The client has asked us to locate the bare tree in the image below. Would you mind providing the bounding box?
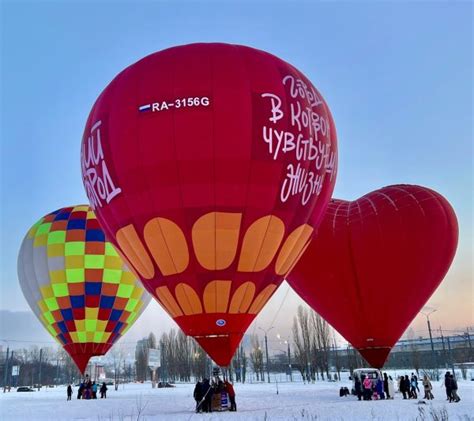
[148,332,157,349]
[310,310,331,380]
[406,328,421,375]
[292,305,334,382]
[249,334,264,381]
[191,340,208,380]
[293,306,312,381]
[110,343,125,390]
[240,344,247,383]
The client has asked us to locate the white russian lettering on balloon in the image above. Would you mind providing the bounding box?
[280,163,324,206]
[81,120,122,209]
[260,74,337,205]
[282,75,324,108]
[261,93,284,124]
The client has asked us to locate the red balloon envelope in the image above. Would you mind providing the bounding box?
[81,43,338,366]
[288,185,458,368]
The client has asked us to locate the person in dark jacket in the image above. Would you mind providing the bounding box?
[224,380,236,411]
[354,376,362,401]
[77,382,84,399]
[383,373,390,399]
[400,376,409,399]
[375,377,385,400]
[193,380,204,413]
[100,382,107,399]
[406,376,412,399]
[202,378,213,413]
[449,374,460,402]
[67,384,72,401]
[444,371,452,401]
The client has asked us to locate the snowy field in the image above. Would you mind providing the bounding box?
[1,378,473,420]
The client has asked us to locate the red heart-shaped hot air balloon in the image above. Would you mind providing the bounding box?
[288,185,458,368]
[80,43,338,366]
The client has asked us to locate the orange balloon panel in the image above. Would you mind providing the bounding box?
[115,212,311,365]
[81,43,338,366]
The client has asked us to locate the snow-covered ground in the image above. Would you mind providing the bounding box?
[1,378,473,420]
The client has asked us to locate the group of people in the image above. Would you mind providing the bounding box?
[398,373,422,399]
[354,372,395,400]
[66,379,108,400]
[193,377,236,413]
[354,371,462,403]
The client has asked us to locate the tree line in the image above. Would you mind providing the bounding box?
[134,329,249,383]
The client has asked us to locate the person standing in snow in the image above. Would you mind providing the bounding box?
[400,375,409,399]
[383,373,390,399]
[84,380,92,399]
[375,377,385,400]
[224,380,236,411]
[67,384,72,401]
[362,375,373,400]
[354,376,362,401]
[449,374,461,402]
[409,375,417,399]
[422,375,434,400]
[202,378,213,413]
[193,380,204,413]
[444,371,452,401]
[388,375,395,399]
[92,381,98,399]
[411,373,420,393]
[100,382,107,399]
[77,382,84,399]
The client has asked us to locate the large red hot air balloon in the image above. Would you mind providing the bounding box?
[80,43,338,366]
[288,185,458,368]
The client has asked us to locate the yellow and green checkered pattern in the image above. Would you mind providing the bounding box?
[18,205,151,348]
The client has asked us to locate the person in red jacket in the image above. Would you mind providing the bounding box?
[224,380,236,411]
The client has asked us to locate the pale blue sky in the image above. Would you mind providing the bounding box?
[1,1,472,342]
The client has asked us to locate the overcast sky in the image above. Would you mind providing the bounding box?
[1,1,472,350]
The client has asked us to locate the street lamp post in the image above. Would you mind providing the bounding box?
[3,344,9,392]
[446,336,456,378]
[466,328,472,360]
[38,348,43,390]
[259,326,274,383]
[421,308,438,380]
[277,334,293,382]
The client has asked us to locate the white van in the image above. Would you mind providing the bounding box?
[350,368,382,395]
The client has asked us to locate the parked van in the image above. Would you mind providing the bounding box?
[350,368,382,395]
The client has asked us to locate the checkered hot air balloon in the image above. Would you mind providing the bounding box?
[17,205,151,373]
